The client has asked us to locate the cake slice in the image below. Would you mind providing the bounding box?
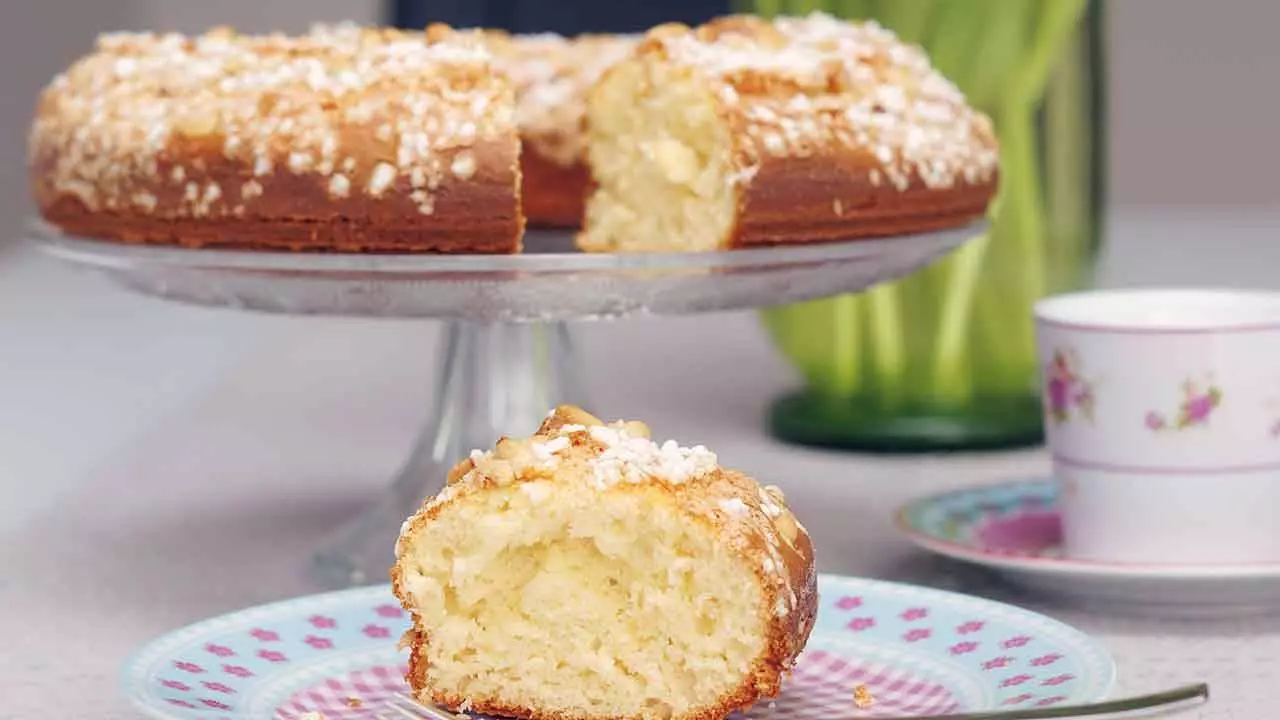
[579,13,999,253]
[392,406,817,720]
[486,32,637,228]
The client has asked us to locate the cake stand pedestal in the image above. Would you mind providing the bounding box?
[314,321,587,586]
[31,222,983,587]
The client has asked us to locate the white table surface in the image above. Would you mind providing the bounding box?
[2,209,1279,719]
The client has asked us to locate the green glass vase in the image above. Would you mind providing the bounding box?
[756,0,1106,452]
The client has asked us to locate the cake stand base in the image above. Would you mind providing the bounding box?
[311,321,588,588]
[768,391,1044,453]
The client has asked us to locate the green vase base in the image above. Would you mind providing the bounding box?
[769,391,1045,453]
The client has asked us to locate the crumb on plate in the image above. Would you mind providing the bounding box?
[853,684,875,709]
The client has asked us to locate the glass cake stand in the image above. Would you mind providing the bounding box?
[30,220,983,588]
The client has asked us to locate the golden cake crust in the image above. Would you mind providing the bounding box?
[29,24,523,253]
[580,13,999,252]
[392,406,818,720]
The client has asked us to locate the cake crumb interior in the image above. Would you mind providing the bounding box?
[400,484,764,720]
[580,58,736,253]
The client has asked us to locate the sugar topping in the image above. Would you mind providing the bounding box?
[488,32,637,167]
[585,424,718,488]
[456,420,718,492]
[719,497,751,518]
[530,435,570,464]
[648,12,998,191]
[30,23,513,217]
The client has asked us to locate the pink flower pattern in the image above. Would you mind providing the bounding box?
[1042,674,1076,686]
[204,644,235,657]
[257,649,287,663]
[835,596,863,610]
[957,621,985,635]
[1044,349,1095,425]
[374,604,404,618]
[166,699,196,708]
[1002,636,1032,649]
[900,607,929,621]
[309,615,337,629]
[1036,696,1067,707]
[250,628,279,642]
[222,665,254,678]
[949,641,979,656]
[304,635,334,650]
[902,628,932,643]
[363,624,391,639]
[202,681,235,694]
[1001,674,1034,688]
[1002,694,1033,706]
[174,661,204,674]
[1146,379,1222,432]
[982,657,1013,671]
[847,617,876,632]
[200,699,232,710]
[161,679,191,691]
[1030,653,1062,667]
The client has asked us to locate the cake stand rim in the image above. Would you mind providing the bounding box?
[27,217,987,275]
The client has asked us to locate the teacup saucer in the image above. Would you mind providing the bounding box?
[895,478,1280,617]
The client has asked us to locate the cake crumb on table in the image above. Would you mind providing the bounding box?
[345,696,363,708]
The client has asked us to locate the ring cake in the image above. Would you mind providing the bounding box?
[579,13,1000,253]
[28,24,523,253]
[393,406,817,720]
[30,13,998,256]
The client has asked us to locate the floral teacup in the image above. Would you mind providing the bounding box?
[1035,289,1280,565]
